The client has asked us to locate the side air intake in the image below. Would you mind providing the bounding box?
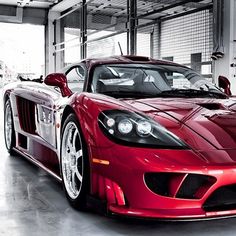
[17,96,36,134]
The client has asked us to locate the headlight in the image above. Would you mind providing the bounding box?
[136,119,152,136]
[118,118,133,134]
[98,110,188,149]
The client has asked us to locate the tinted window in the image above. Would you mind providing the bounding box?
[92,63,225,99]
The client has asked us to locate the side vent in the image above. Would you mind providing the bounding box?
[18,133,27,149]
[17,96,36,134]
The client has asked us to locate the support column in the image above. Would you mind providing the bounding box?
[80,0,87,59]
[45,11,60,74]
[213,0,236,94]
[54,18,64,71]
[150,29,154,58]
[127,0,130,54]
[129,0,137,55]
[152,22,161,59]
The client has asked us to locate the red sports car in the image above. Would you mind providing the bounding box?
[3,55,236,220]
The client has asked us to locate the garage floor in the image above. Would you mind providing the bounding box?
[1,103,236,236]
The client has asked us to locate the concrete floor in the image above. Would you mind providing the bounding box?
[1,103,236,235]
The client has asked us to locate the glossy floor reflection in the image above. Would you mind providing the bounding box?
[1,100,236,236]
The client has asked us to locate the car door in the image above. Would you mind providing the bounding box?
[10,83,61,175]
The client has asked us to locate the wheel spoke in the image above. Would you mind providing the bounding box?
[67,141,73,159]
[75,168,82,183]
[72,129,78,149]
[65,165,70,181]
[67,133,73,152]
[63,145,69,162]
[76,149,82,161]
[71,171,77,193]
[68,142,73,152]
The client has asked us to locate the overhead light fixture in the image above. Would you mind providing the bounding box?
[30,0,58,3]
[18,0,31,3]
[17,0,31,7]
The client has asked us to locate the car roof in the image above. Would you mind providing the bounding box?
[84,55,185,67]
[61,55,187,73]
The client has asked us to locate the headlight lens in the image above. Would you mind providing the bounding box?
[136,119,152,136]
[98,110,188,149]
[118,118,133,134]
[107,118,115,127]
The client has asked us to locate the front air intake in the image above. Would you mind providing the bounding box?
[144,173,216,199]
[203,184,236,212]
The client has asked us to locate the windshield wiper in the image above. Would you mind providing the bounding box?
[100,89,228,99]
[160,89,228,99]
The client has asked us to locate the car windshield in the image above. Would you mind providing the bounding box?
[92,63,227,99]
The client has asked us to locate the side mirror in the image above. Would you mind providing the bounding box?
[218,75,232,96]
[44,73,72,97]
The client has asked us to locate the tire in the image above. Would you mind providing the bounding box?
[60,113,90,210]
[4,99,16,155]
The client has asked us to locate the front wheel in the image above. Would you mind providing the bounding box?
[60,113,90,210]
[4,99,16,155]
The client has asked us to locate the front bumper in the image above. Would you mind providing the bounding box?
[90,145,236,219]
[109,205,236,220]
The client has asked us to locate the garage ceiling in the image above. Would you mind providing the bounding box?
[0,0,213,25]
[0,0,58,8]
[0,0,213,15]
[86,0,213,20]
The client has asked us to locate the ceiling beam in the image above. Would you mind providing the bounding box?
[50,0,82,12]
[138,0,205,19]
[0,6,23,23]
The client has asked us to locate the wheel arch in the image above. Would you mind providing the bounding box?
[60,102,90,141]
[61,105,76,132]
[3,91,11,104]
[60,105,90,156]
[4,94,16,155]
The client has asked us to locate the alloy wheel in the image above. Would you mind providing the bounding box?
[61,121,83,200]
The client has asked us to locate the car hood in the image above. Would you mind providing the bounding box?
[125,97,236,151]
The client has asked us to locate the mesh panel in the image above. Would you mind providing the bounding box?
[159,9,213,77]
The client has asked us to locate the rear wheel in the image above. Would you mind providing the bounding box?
[4,99,16,155]
[60,113,90,210]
